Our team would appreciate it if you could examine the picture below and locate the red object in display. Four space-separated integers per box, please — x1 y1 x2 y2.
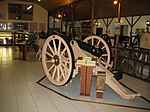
80 66 93 96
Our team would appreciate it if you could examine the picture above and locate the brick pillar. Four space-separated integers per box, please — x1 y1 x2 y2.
80 66 87 96
80 66 93 96
85 66 93 96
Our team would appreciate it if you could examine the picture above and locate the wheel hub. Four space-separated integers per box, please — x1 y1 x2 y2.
53 55 59 66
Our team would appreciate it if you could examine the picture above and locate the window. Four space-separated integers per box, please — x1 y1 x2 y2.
8 4 33 20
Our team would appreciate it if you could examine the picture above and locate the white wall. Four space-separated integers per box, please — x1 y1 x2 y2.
94 16 150 36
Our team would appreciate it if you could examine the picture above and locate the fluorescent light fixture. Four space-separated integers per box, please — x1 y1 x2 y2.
27 5 32 10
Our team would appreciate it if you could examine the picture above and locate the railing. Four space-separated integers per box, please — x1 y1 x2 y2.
112 47 150 83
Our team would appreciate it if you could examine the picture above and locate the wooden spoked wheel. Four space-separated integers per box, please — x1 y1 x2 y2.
42 35 74 86
131 35 140 50
84 35 111 68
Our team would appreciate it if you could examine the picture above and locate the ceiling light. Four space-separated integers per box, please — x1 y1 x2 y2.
27 5 32 10
114 0 118 4
58 14 61 18
145 20 150 32
38 0 41 2
145 20 150 26
95 23 98 26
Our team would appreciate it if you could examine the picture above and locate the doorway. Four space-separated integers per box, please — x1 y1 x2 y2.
96 28 103 35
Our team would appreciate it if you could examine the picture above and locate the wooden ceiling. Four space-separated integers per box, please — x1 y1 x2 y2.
51 0 150 21
1 0 150 21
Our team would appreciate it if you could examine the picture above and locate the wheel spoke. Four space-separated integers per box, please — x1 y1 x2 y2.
102 54 108 57
48 44 55 55
96 40 101 46
56 66 60 81
53 38 57 54
101 46 106 50
58 65 65 80
100 58 107 66
92 38 94 46
100 56 106 62
52 66 56 79
61 62 69 71
60 57 69 63
58 40 61 55
46 51 53 58
60 47 67 57
101 60 110 67
46 60 53 63
48 64 55 72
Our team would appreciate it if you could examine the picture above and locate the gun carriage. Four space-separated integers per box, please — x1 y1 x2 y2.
41 32 141 99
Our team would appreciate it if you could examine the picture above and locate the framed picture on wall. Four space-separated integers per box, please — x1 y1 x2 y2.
39 23 46 32
0 12 6 19
30 22 38 32
0 22 6 31
13 22 29 31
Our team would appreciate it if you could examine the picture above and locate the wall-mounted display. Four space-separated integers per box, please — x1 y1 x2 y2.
0 12 6 19
13 22 29 31
7 23 13 30
39 23 46 32
0 22 6 31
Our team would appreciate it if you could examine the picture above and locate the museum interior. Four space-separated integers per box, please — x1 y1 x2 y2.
0 0 150 112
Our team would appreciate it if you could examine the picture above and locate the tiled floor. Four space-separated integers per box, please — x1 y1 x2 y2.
0 46 149 112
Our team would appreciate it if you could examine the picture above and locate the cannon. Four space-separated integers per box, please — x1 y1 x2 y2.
41 32 141 99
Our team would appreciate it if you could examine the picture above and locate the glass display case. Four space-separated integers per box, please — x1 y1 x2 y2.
0 32 14 45
13 31 36 46
13 22 29 31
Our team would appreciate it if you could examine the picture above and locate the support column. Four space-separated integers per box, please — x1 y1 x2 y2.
103 18 114 34
89 0 99 34
125 16 141 45
91 0 95 34
47 11 50 35
69 2 78 38
114 0 122 69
